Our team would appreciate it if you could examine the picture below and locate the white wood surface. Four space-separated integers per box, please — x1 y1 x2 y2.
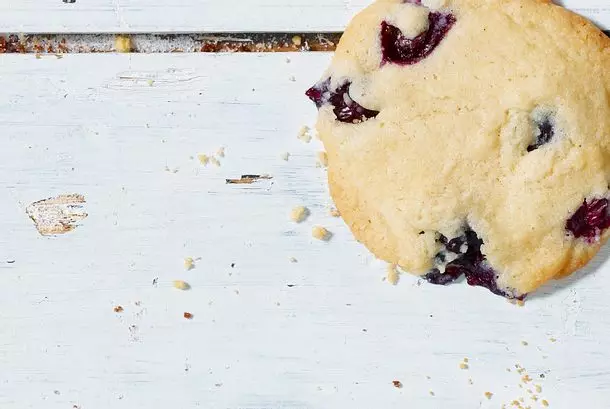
0 0 608 33
1 53 610 409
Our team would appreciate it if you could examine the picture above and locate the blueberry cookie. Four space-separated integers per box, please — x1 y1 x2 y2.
306 0 610 298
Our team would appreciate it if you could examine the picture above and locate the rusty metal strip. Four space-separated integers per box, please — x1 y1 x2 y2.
0 32 341 54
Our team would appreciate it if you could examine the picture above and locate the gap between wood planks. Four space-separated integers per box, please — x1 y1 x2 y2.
0 32 341 53
1 30 608 54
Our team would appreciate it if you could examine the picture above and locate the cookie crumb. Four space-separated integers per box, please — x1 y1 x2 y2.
317 151 328 167
289 257 298 263
184 257 195 270
217 147 225 158
521 375 532 383
292 35 302 47
312 226 332 241
113 306 124 313
535 385 542 393
115 35 132 52
329 207 341 217
173 280 191 290
542 400 549 407
281 152 290 161
392 380 402 388
183 312 194 319
297 126 312 143
429 390 435 396
549 338 557 343
521 340 529 346
290 206 310 223
459 362 469 370
484 392 493 400
197 154 210 165
387 264 400 285
210 157 221 167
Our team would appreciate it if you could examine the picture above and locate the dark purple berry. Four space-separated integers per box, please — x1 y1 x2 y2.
305 78 331 108
566 198 610 242
425 268 461 285
527 116 555 152
380 12 456 66
424 228 523 299
306 79 379 123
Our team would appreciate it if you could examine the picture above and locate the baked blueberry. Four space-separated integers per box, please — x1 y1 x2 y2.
306 79 379 123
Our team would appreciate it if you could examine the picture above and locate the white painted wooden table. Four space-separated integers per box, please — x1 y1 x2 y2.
0 2 609 409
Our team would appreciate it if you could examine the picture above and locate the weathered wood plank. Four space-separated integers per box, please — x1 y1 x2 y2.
0 0 607 34
0 53 609 408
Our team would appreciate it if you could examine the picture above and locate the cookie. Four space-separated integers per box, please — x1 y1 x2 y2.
306 0 610 298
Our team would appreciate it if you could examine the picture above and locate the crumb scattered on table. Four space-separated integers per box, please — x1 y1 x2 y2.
521 340 529 346
210 157 221 167
297 126 312 143
387 264 400 285
459 362 469 370
113 306 124 313
291 35 302 47
173 280 191 290
392 380 403 388
542 399 549 407
184 257 195 270
217 147 225 158
198 154 210 165
289 257 298 263
312 226 332 241
484 392 493 400
183 312 194 319
290 206 310 223
115 35 132 52
429 390 435 396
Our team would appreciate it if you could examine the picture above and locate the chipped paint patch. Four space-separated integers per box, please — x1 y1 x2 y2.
26 194 87 235
225 175 273 184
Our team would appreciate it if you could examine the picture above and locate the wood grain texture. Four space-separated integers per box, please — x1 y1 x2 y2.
0 53 609 409
0 0 608 33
